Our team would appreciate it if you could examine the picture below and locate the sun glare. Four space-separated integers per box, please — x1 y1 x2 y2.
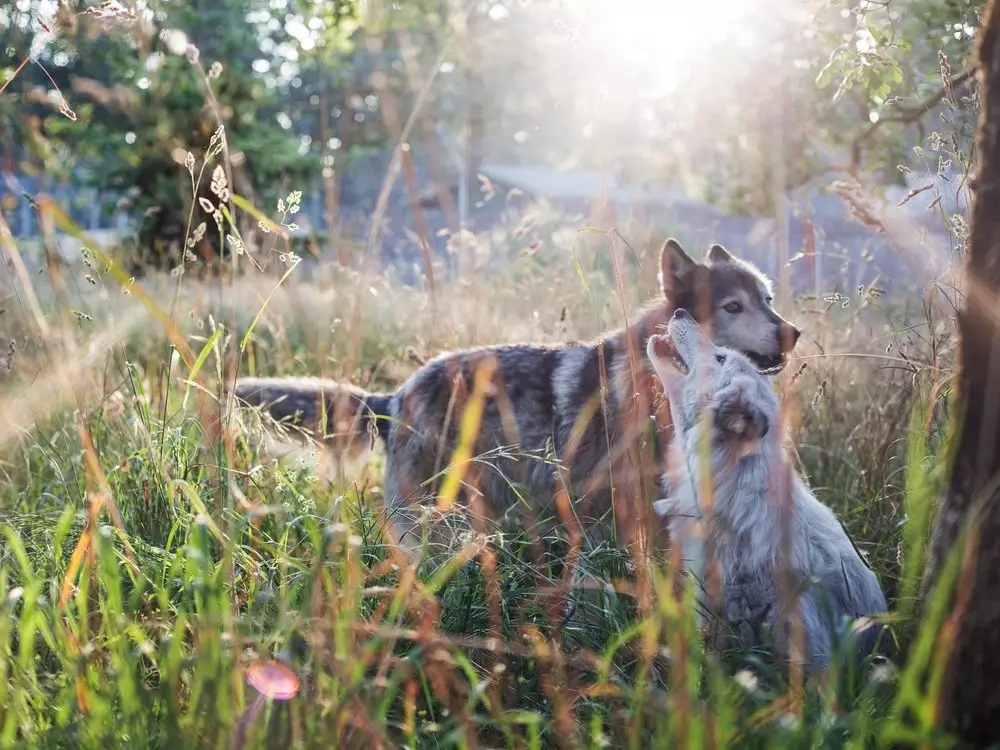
567 0 777 96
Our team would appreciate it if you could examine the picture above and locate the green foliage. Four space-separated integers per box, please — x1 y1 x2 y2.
2 0 369 268
0 219 963 746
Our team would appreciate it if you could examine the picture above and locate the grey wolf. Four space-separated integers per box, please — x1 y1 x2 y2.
646 309 887 671
234 239 801 554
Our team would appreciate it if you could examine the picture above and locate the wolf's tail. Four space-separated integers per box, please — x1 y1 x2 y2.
233 377 393 460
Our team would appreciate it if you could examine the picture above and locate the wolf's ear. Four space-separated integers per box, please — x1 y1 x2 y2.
707 244 734 264
659 238 698 300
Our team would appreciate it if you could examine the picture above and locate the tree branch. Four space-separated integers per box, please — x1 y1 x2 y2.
851 66 976 169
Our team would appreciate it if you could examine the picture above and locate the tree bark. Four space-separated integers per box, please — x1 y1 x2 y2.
926 1 1000 744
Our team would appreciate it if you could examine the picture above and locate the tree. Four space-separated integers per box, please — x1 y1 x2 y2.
391 0 986 218
1 0 366 270
924 0 1000 743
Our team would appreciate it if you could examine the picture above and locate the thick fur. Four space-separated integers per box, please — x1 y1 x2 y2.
647 310 887 672
234 239 801 553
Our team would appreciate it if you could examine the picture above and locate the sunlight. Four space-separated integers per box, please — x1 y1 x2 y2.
566 0 772 96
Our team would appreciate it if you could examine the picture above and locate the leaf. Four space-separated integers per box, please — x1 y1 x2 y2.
60 527 93 608
1 526 34 581
571 242 588 292
170 480 226 544
198 197 215 214
182 325 222 410
437 360 498 510
815 49 844 89
832 68 858 103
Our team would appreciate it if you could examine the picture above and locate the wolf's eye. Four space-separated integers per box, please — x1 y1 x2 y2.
723 301 743 314
715 354 727 365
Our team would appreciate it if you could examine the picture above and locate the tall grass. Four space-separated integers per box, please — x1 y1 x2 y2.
0 189 962 747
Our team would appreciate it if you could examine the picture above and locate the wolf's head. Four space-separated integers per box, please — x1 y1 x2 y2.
647 309 778 443
658 238 800 372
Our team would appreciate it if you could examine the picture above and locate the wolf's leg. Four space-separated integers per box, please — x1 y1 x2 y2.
721 573 778 652
712 381 771 441
381 458 428 564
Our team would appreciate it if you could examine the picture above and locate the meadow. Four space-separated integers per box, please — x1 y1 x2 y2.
0 203 959 748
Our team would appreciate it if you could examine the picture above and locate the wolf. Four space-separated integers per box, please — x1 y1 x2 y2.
646 309 887 672
233 239 801 555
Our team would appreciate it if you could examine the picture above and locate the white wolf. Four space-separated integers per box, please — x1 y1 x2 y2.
646 309 887 672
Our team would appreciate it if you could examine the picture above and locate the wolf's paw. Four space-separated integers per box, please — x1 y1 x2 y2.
713 386 770 441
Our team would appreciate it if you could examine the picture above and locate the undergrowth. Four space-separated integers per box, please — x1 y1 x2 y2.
0 203 959 748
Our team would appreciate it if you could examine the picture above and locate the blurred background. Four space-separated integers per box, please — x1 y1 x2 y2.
0 0 979 290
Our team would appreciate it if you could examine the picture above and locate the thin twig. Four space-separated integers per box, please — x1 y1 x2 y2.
852 67 976 168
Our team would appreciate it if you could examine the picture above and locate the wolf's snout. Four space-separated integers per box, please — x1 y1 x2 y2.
672 308 693 322
778 322 801 351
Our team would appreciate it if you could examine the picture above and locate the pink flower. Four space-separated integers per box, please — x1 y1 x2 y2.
234 660 300 748
245 660 300 700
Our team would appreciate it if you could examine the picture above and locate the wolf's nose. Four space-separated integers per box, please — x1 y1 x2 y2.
779 323 801 349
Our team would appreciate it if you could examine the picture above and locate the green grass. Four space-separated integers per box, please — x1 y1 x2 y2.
0 215 962 748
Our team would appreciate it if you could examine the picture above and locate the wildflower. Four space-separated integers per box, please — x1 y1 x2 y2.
811 380 826 411
235 659 300 748
0 336 14 378
188 222 207 247
210 165 229 202
245 660 300 700
734 669 759 692
208 126 226 158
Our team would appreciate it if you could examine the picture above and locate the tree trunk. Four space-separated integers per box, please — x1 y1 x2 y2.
926 1 1000 743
